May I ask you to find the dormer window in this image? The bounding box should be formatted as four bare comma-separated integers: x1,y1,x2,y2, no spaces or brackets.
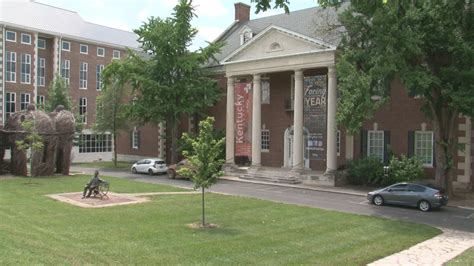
240,27,253,45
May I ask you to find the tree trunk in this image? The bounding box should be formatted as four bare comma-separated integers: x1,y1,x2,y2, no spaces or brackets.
432,104,458,197
169,115,180,164
202,186,205,226
113,132,117,167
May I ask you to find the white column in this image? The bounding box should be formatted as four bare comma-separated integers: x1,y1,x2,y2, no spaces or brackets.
251,74,262,167
225,76,235,164
53,37,60,75
33,32,38,103
326,66,337,174
292,70,304,170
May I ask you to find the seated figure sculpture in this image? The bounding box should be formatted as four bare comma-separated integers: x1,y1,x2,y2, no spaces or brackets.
82,170,107,199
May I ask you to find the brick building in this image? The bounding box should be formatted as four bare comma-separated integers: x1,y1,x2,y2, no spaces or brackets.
0,0,138,162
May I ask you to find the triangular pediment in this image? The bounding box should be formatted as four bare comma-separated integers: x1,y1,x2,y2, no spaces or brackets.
222,25,336,65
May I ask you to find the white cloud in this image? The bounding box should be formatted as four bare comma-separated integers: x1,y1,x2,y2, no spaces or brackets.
137,9,151,22
88,0,105,9
193,0,228,17
198,26,225,42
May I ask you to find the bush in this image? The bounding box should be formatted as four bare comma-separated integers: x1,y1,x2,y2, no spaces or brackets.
384,155,423,186
347,157,384,186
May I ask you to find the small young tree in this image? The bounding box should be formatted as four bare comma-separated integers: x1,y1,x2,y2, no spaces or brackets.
178,117,225,227
15,119,44,180
45,74,72,112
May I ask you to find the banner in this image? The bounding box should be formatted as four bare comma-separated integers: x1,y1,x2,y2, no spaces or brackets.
234,82,252,156
304,75,327,160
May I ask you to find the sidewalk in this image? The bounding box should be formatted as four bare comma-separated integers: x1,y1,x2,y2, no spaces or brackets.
219,175,474,210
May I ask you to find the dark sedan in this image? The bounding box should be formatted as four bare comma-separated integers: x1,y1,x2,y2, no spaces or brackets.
367,182,448,211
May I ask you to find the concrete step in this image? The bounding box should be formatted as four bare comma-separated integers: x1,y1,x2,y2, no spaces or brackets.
240,173,301,184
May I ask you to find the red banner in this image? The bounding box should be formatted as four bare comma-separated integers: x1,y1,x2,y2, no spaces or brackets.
234,82,252,156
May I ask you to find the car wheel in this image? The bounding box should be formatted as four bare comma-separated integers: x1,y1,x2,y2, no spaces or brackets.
373,195,384,206
148,169,154,176
418,200,431,212
132,167,137,174
167,169,176,179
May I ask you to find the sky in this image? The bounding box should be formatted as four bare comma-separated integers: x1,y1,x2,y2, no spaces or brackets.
30,0,317,50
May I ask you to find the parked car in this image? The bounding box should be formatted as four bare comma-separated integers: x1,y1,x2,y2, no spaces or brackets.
367,182,448,212
131,159,168,175
167,159,192,179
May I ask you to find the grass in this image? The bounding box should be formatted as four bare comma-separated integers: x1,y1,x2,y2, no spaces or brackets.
72,160,131,169
447,247,474,265
0,175,441,265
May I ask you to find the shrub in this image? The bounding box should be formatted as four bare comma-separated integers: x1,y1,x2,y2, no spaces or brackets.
384,155,423,186
347,157,384,185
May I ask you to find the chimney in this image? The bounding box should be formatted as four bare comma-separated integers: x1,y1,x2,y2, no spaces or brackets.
234,2,251,22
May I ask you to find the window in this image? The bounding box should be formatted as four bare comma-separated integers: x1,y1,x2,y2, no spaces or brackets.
38,38,46,49
37,58,46,87
21,53,31,84
269,42,282,51
240,29,253,45
78,134,112,153
261,129,270,152
36,95,45,109
261,79,270,104
62,40,70,51
388,184,407,192
21,33,31,44
20,93,30,111
60,59,70,84
415,131,434,166
96,64,104,90
336,130,341,156
80,44,88,54
113,50,120,59
132,128,139,149
408,184,426,192
97,47,105,57
5,51,16,82
6,93,16,118
368,130,384,161
79,62,88,89
79,97,87,123
6,31,16,42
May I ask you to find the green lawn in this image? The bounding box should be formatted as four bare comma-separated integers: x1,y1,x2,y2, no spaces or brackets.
447,247,474,265
72,160,131,170
0,175,440,265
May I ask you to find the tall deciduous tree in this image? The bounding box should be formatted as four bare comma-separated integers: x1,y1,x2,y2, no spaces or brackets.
125,0,223,163
178,116,225,226
46,74,72,112
252,0,474,195
94,61,132,167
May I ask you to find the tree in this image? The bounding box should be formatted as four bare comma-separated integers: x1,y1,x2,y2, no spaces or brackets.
178,117,225,227
94,61,132,167
15,119,44,180
252,0,474,195
125,0,223,163
45,74,72,112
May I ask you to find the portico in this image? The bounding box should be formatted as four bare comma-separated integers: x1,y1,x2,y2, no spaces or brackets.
222,25,339,182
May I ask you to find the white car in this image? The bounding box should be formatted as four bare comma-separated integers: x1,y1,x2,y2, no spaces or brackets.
131,158,168,175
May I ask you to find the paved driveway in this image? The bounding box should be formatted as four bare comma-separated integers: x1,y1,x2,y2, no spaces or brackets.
75,167,474,232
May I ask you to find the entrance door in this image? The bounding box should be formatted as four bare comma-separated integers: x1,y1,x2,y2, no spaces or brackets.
284,127,310,169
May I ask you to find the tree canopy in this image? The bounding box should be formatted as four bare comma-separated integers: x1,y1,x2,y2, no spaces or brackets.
125,0,223,163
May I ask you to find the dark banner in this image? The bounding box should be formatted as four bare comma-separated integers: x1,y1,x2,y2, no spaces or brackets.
234,82,252,156
304,75,327,160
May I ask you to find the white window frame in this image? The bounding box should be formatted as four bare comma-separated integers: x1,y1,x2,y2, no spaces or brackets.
79,97,87,124
80,44,88,54
62,40,71,52
336,130,341,156
96,64,104,91
6,51,16,83
79,62,88,89
97,47,105,57
367,130,384,161
38,38,46,49
415,131,434,167
5,30,16,42
112,50,120,59
36,95,45,108
38,58,46,87
79,133,113,153
21,33,31,45
132,127,139,149
6,92,16,118
20,93,30,111
21,53,31,84
61,59,70,84
261,129,270,152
